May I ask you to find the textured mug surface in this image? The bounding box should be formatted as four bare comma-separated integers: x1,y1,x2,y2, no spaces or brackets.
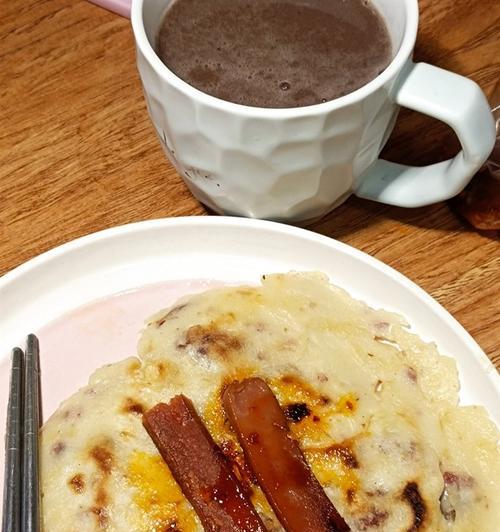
131,0,495,222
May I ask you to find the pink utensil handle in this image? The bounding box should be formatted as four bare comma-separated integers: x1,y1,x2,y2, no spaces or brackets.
88,0,131,17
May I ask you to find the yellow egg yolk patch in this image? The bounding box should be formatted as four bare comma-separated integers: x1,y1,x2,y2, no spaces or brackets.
127,451,198,531
305,444,359,503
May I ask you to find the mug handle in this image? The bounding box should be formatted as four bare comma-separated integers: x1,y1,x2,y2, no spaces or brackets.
354,62,496,207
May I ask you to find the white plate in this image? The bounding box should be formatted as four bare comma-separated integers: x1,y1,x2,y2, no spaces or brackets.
0,217,499,491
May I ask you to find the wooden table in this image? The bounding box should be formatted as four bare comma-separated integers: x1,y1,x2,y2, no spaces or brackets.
1,0,499,368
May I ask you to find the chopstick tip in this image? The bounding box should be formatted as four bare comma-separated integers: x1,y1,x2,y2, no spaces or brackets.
26,334,39,351
11,347,24,371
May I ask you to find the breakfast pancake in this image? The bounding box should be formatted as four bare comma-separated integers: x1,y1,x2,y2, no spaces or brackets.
40,272,500,531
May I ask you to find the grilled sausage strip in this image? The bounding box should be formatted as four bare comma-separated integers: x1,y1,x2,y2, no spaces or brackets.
223,378,350,532
143,395,268,532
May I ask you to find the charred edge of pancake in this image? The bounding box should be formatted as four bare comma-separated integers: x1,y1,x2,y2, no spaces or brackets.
402,482,426,531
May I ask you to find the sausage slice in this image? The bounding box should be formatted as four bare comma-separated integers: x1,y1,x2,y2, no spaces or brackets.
222,378,350,532
143,395,267,532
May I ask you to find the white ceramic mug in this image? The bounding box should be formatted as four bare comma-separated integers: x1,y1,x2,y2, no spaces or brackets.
131,0,495,222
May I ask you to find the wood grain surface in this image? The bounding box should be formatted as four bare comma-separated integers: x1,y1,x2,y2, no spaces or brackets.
1,0,499,368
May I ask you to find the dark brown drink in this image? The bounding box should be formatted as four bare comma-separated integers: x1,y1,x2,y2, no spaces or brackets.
157,0,392,108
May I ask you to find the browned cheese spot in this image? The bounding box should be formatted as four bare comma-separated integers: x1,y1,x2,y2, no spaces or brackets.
51,441,66,456
121,397,146,416
88,441,114,529
157,362,166,378
90,505,109,529
89,443,114,475
279,374,332,404
356,508,389,530
326,443,359,469
406,366,418,383
317,373,329,383
402,481,426,531
68,473,85,494
183,323,242,359
269,374,338,440
346,487,356,504
96,486,108,506
127,360,141,375
320,395,331,406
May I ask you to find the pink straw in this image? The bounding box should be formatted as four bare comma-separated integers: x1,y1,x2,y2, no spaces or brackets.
88,0,131,18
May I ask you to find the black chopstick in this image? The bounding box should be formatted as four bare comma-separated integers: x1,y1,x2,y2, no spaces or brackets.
21,335,40,532
2,335,41,532
2,348,23,532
